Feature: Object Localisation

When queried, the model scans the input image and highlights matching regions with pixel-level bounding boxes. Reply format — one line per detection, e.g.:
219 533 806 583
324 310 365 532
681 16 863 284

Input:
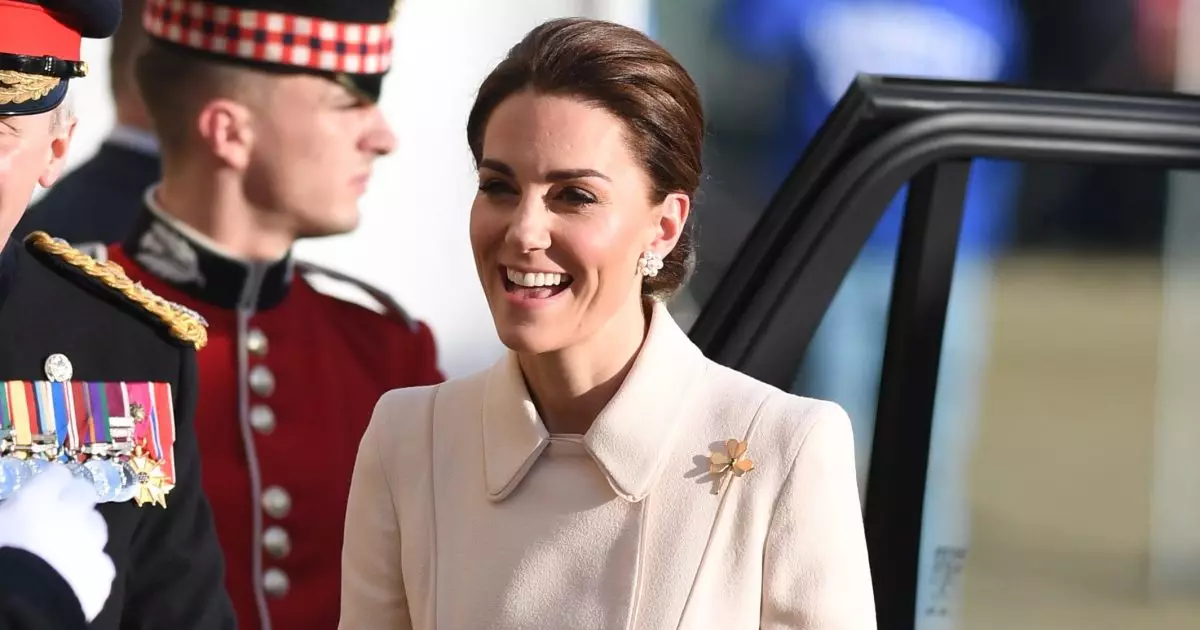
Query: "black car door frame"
688 74 1200 629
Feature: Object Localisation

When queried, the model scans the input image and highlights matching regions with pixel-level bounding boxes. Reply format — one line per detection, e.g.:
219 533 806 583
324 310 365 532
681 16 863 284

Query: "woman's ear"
648 192 690 255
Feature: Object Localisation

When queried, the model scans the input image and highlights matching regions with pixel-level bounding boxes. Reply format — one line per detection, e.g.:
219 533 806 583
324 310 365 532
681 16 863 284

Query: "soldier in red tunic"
74 0 445 628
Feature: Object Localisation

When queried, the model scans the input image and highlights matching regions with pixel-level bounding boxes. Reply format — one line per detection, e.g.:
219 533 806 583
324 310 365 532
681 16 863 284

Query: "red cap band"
0 0 83 61
144 0 394 75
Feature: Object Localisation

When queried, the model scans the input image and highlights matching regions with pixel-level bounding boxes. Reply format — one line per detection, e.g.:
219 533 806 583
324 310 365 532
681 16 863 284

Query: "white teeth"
506 267 569 288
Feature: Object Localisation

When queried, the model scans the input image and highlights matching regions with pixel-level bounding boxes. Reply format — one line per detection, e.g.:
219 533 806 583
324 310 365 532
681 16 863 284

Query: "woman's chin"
495 325 563 355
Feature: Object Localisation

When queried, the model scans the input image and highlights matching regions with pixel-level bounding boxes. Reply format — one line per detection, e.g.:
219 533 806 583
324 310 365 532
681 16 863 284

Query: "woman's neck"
519 295 652 435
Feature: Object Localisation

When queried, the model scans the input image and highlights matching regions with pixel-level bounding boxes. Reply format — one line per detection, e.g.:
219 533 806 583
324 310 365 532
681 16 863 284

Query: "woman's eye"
478 179 515 196
559 187 597 205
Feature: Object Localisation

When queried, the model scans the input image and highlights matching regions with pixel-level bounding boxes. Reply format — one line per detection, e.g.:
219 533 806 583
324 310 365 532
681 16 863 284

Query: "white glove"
0 464 116 622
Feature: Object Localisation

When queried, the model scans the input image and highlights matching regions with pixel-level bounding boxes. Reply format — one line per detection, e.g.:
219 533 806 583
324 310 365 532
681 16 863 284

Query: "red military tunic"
88 199 443 630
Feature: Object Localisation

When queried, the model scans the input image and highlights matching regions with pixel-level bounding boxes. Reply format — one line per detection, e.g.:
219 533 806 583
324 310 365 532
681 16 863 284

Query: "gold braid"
26 231 209 350
0 71 60 105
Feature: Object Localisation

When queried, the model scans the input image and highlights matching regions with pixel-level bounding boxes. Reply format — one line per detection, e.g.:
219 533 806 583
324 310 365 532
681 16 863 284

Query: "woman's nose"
505 201 552 253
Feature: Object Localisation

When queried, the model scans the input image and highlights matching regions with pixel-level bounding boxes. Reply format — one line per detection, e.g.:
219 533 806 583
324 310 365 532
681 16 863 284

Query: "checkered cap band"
143 0 394 75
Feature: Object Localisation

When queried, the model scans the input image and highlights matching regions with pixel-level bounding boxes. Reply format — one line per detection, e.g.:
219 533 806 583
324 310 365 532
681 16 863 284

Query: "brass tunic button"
261 486 291 519
262 567 289 598
246 328 269 357
248 365 275 397
249 405 276 434
263 526 291 559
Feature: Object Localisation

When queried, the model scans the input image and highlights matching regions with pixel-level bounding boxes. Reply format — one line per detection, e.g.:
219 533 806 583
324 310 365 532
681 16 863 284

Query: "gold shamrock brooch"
709 438 754 495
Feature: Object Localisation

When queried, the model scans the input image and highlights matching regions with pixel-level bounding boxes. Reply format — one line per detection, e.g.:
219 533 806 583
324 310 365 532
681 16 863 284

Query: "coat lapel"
479 302 706 503
480 353 549 501
582 303 706 502
632 386 776 630
477 302 776 628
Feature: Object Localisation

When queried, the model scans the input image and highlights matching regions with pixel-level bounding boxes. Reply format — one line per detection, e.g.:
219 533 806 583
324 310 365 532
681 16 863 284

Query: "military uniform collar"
481 301 707 503
124 186 294 311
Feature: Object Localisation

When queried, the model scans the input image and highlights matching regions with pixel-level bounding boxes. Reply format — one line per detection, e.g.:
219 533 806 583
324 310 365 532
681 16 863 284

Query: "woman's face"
469 90 688 355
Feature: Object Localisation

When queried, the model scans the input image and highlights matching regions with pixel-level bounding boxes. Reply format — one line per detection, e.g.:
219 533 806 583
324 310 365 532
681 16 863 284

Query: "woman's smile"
498 265 574 307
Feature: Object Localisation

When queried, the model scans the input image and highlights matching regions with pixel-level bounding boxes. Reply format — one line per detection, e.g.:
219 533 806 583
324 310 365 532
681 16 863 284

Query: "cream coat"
340 303 876 629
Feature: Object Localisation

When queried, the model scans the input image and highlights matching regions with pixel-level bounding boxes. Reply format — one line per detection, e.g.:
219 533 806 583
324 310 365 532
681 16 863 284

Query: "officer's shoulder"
295 260 420 332
23 232 209 350
71 239 110 262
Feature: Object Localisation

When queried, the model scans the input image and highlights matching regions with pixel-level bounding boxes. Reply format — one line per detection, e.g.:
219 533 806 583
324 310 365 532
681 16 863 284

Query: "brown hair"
466 17 704 300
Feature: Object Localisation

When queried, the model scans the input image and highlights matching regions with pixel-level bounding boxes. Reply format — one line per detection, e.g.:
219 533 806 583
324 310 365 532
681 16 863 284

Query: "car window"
691 158 1200 630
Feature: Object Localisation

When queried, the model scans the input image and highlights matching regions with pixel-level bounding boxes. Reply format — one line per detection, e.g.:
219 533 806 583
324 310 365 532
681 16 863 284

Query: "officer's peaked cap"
0 0 122 116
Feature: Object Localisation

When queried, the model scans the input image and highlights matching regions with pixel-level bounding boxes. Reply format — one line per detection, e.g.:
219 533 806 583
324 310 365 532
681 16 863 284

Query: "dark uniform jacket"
0 547 89 630
84 198 444 630
0 234 235 630
13 137 160 245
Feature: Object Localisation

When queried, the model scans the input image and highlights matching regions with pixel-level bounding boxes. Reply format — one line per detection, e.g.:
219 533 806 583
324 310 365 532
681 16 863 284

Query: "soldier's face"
0 109 74 243
241 75 396 238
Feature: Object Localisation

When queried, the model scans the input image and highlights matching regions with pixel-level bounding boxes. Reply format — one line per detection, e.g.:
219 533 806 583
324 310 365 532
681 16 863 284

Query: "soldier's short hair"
133 41 263 155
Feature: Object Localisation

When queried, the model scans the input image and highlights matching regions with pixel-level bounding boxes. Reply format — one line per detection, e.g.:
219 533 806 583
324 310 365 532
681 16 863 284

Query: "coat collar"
481 301 707 503
123 186 294 311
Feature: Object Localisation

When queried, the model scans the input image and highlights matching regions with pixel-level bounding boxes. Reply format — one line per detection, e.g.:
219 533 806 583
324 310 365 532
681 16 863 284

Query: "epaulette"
296 260 417 332
73 241 109 263
24 231 209 350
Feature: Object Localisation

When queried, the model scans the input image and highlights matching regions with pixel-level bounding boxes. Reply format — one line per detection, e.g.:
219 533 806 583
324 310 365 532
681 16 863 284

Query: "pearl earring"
638 251 664 278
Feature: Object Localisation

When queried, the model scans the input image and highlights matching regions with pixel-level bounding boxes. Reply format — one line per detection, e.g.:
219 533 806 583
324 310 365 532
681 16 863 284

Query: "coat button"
248 365 275 397
261 486 291 519
246 328 269 357
249 405 276 434
263 526 291 558
262 568 289 598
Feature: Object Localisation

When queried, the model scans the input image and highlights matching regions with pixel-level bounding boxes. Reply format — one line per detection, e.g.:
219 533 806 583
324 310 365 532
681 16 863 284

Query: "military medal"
64 459 94 484
23 454 51 476
23 431 60 477
113 461 141 503
128 443 173 508
43 353 73 383
83 457 127 502
0 454 28 500
0 378 178 507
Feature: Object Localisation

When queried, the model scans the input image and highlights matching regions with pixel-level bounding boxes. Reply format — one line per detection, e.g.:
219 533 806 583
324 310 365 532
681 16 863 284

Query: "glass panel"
799 160 1200 630
774 157 1200 630
789 232 897 499
923 164 1200 630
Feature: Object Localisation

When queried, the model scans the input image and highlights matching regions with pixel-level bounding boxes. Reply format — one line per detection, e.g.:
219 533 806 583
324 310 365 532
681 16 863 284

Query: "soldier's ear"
38 111 77 188
197 98 255 171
